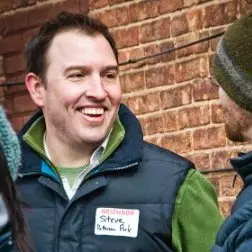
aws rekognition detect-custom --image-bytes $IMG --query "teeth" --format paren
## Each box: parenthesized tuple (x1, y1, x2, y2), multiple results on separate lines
(81, 108, 104, 115)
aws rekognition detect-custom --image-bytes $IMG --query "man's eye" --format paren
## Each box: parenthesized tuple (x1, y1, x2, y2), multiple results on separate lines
(68, 72, 85, 80)
(104, 72, 117, 79)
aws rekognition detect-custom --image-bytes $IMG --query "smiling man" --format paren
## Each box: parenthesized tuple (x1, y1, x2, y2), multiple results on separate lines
(16, 12, 223, 252)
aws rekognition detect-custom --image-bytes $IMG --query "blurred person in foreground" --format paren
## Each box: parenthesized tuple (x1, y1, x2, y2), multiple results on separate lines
(211, 13, 252, 252)
(17, 11, 223, 252)
(0, 106, 28, 252)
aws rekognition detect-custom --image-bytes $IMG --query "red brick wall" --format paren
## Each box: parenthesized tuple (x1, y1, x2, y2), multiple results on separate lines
(0, 0, 251, 215)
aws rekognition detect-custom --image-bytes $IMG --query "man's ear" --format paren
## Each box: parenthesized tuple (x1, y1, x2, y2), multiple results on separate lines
(25, 73, 45, 107)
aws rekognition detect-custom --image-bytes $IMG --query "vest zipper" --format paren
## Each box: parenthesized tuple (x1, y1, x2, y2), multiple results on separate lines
(53, 161, 139, 252)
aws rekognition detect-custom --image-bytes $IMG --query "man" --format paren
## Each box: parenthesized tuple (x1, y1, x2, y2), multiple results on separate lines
(17, 11, 222, 252)
(211, 14, 252, 251)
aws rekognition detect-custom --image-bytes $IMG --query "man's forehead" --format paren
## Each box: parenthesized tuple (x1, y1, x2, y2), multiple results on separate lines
(50, 30, 101, 47)
(45, 31, 118, 70)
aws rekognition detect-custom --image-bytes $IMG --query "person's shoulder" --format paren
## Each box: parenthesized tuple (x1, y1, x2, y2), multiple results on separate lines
(142, 141, 195, 168)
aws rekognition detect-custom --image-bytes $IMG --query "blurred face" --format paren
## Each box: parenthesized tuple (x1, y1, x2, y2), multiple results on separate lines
(219, 87, 252, 142)
(36, 31, 121, 150)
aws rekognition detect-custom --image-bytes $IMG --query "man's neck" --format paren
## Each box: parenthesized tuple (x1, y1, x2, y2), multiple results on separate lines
(44, 131, 95, 168)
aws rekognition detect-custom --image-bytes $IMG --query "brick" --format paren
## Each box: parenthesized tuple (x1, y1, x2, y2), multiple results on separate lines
(160, 40, 176, 63)
(193, 126, 226, 150)
(13, 92, 37, 113)
(89, 0, 108, 9)
(27, 0, 81, 27)
(185, 152, 210, 170)
(27, 0, 36, 4)
(128, 47, 146, 69)
(1, 11, 29, 35)
(145, 65, 174, 89)
(4, 54, 25, 75)
(145, 136, 161, 147)
(120, 47, 145, 70)
(183, 0, 200, 8)
(0, 57, 3, 76)
(159, 0, 183, 14)
(219, 199, 234, 216)
(160, 85, 192, 110)
(128, 0, 159, 23)
(118, 50, 128, 68)
(210, 28, 226, 52)
(207, 176, 221, 196)
(120, 71, 145, 93)
(144, 113, 164, 135)
(112, 26, 139, 49)
(211, 150, 234, 170)
(125, 92, 160, 115)
(9, 115, 26, 132)
(138, 117, 147, 136)
(143, 43, 161, 65)
(12, 0, 31, 9)
(176, 32, 209, 58)
(0, 80, 5, 97)
(161, 132, 192, 153)
(49, 0, 82, 16)
(211, 103, 224, 123)
(225, 1, 238, 23)
(108, 0, 132, 6)
(0, 34, 24, 55)
(5, 83, 27, 99)
(0, 0, 12, 13)
(163, 111, 177, 132)
(139, 17, 170, 44)
(178, 105, 210, 130)
(22, 27, 39, 46)
(238, 0, 252, 15)
(187, 9, 203, 32)
(193, 78, 219, 101)
(97, 7, 129, 27)
(0, 16, 4, 35)
(27, 3, 53, 27)
(204, 2, 237, 28)
(175, 57, 208, 83)
(171, 13, 189, 37)
(80, 0, 89, 12)
(220, 174, 243, 197)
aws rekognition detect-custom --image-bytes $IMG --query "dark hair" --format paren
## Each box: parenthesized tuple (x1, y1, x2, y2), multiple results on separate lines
(25, 11, 118, 81)
(0, 152, 29, 252)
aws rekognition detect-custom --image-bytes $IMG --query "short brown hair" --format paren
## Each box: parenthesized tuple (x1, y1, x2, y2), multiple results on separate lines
(25, 11, 118, 81)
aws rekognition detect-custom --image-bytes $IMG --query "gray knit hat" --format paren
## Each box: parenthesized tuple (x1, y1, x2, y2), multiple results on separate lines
(212, 14, 252, 111)
(0, 106, 21, 180)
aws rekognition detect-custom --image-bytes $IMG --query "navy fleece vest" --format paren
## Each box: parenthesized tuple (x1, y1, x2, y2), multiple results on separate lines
(16, 104, 193, 252)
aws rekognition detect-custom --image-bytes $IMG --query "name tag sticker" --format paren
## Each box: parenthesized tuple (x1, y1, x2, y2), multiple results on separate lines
(94, 207, 140, 238)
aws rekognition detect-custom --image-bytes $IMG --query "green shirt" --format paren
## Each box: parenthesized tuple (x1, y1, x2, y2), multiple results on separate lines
(55, 166, 86, 188)
(23, 115, 223, 252)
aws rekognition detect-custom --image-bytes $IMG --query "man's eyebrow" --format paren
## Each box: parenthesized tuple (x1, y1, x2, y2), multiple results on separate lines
(64, 65, 90, 72)
(101, 66, 119, 72)
(64, 65, 119, 73)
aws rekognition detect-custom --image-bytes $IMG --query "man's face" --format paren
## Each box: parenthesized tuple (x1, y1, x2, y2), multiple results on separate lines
(39, 31, 121, 150)
(219, 87, 252, 142)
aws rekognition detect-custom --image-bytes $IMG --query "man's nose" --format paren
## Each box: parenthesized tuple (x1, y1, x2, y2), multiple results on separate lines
(85, 75, 107, 100)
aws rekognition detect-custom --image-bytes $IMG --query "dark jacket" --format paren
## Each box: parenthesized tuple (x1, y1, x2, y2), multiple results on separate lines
(213, 152, 252, 252)
(0, 230, 13, 252)
(16, 104, 193, 252)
